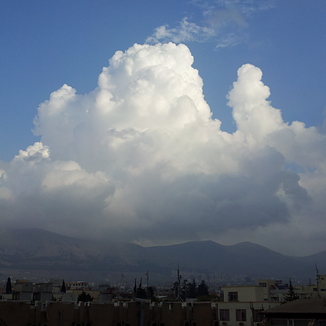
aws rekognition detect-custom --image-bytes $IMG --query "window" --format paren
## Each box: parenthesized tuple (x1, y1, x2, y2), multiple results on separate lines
(33, 292, 41, 302)
(228, 292, 238, 301)
(12, 292, 20, 300)
(220, 309, 230, 321)
(236, 309, 246, 321)
(253, 310, 264, 322)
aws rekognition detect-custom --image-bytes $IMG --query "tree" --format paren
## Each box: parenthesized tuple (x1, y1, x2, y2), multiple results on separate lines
(197, 280, 209, 297)
(188, 279, 197, 298)
(77, 291, 93, 303)
(284, 278, 299, 302)
(181, 279, 188, 301)
(135, 278, 147, 299)
(172, 281, 179, 300)
(172, 279, 210, 301)
(146, 286, 156, 300)
(5, 277, 12, 294)
(60, 279, 66, 293)
(136, 287, 147, 299)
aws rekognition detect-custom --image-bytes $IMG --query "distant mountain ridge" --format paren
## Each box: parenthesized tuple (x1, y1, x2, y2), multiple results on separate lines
(147, 240, 316, 278)
(0, 228, 323, 282)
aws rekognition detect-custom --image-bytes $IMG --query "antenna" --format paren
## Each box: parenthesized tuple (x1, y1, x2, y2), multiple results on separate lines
(146, 271, 150, 299)
(146, 271, 149, 289)
(316, 264, 321, 298)
(133, 278, 137, 294)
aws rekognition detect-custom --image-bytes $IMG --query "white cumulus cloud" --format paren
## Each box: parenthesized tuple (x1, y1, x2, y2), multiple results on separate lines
(1, 42, 326, 255)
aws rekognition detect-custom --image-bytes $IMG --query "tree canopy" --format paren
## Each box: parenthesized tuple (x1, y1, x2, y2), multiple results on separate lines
(77, 291, 93, 303)
(5, 277, 12, 294)
(284, 279, 299, 302)
(173, 279, 209, 301)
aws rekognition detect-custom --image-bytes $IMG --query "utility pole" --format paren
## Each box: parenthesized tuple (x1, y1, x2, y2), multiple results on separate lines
(119, 274, 125, 294)
(177, 264, 183, 302)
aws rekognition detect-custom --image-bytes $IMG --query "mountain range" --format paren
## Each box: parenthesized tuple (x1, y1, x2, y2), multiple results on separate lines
(0, 228, 324, 283)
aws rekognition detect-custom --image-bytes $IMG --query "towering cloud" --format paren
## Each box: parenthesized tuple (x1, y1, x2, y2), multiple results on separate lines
(0, 43, 325, 255)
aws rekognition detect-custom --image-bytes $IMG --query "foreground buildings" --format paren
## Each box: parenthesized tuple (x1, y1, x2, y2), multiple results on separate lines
(0, 298, 326, 326)
(263, 299, 326, 326)
(1, 275, 326, 325)
(0, 300, 215, 326)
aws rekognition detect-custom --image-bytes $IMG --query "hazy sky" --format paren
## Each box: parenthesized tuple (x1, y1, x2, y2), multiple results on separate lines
(1, 0, 326, 256)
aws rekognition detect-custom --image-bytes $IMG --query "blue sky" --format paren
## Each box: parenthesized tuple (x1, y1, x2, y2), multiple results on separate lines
(1, 0, 325, 160)
(1, 0, 326, 256)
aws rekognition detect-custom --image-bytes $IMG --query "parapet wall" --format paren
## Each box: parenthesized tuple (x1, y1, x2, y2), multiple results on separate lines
(0, 301, 218, 326)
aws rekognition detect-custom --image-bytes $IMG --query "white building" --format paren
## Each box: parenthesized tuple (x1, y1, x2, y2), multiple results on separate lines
(219, 281, 283, 326)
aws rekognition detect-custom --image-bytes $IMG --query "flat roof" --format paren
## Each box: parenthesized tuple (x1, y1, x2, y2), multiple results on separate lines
(263, 299, 326, 315)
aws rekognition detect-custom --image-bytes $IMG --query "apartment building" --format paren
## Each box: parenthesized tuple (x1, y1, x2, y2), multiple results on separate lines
(219, 281, 282, 326)
(66, 281, 89, 290)
(10, 280, 53, 303)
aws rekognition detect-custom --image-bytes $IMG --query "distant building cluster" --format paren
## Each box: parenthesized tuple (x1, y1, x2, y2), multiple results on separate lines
(1, 275, 326, 325)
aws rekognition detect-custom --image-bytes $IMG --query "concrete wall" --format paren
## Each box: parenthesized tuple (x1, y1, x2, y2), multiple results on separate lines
(0, 300, 282, 326)
(0, 301, 220, 326)
(222, 286, 265, 302)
